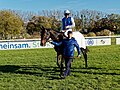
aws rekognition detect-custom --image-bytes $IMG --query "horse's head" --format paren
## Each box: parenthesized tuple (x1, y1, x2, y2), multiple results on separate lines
(40, 26, 63, 46)
(40, 26, 51, 46)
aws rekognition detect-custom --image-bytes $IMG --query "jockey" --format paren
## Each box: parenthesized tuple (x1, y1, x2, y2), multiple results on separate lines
(61, 10, 75, 37)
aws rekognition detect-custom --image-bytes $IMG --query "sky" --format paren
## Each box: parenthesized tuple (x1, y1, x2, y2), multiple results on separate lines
(0, 0, 120, 14)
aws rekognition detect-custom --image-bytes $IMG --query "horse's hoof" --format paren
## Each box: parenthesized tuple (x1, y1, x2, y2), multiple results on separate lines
(59, 75, 65, 79)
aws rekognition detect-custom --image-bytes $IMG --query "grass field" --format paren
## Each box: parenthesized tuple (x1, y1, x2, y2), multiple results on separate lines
(0, 45, 120, 90)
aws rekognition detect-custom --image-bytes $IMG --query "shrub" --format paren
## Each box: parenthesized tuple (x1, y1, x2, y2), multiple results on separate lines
(100, 29, 111, 36)
(83, 34, 87, 37)
(87, 32, 96, 37)
(96, 32, 101, 36)
(111, 32, 114, 35)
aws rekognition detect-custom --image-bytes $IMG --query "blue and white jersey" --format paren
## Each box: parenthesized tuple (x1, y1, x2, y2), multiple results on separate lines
(62, 17, 75, 31)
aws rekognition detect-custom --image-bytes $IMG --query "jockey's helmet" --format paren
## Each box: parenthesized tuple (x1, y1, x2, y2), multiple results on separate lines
(64, 10, 70, 15)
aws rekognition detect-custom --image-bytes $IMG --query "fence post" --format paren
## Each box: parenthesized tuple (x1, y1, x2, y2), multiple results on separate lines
(111, 37, 116, 45)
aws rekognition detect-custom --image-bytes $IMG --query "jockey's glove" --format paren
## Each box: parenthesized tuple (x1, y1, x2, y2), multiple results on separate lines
(48, 40, 52, 43)
(66, 26, 70, 29)
(60, 30, 65, 32)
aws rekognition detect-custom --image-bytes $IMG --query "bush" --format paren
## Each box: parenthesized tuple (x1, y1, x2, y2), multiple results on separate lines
(96, 32, 101, 36)
(111, 32, 114, 35)
(83, 34, 87, 37)
(100, 29, 111, 36)
(87, 32, 96, 37)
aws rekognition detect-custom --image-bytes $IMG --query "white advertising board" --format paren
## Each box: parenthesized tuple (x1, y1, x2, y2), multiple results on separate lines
(116, 37, 120, 45)
(0, 36, 113, 50)
(96, 38, 111, 46)
(85, 37, 111, 46)
(85, 38, 97, 46)
(0, 40, 54, 50)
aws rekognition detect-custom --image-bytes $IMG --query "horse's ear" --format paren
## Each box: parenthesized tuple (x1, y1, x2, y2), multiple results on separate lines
(41, 26, 45, 30)
(46, 28, 51, 31)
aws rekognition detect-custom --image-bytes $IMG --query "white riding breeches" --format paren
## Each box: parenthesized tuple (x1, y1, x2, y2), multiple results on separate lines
(64, 29, 72, 37)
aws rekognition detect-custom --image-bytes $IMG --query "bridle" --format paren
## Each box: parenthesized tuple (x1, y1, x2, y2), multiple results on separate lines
(41, 28, 63, 46)
(41, 29, 51, 46)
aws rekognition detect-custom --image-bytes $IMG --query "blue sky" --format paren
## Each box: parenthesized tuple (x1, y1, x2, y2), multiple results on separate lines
(0, 0, 120, 14)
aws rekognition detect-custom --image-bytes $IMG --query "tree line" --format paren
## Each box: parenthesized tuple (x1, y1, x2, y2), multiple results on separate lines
(0, 9, 120, 39)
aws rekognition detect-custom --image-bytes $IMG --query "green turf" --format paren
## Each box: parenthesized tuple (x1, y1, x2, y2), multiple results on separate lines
(0, 45, 120, 90)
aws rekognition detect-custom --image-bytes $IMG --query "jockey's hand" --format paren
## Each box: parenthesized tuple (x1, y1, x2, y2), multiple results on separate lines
(48, 40, 52, 43)
(60, 30, 65, 32)
(60, 30, 67, 34)
(65, 26, 70, 29)
(77, 54, 81, 58)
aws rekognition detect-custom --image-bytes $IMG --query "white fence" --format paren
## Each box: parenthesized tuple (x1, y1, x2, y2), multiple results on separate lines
(0, 36, 120, 50)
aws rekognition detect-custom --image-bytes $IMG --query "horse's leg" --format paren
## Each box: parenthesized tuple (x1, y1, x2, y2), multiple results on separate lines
(81, 48, 88, 68)
(84, 51, 87, 68)
(57, 53, 64, 75)
(60, 56, 64, 76)
(57, 53, 61, 68)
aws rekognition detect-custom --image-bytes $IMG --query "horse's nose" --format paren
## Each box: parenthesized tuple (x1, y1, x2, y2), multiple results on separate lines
(40, 43, 46, 46)
(41, 40, 46, 46)
(40, 43, 43, 46)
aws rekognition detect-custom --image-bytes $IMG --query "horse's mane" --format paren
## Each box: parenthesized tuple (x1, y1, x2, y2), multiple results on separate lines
(41, 26, 63, 42)
(48, 29, 63, 41)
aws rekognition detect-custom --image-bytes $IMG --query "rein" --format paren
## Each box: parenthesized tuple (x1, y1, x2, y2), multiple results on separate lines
(49, 30, 62, 41)
(41, 28, 64, 45)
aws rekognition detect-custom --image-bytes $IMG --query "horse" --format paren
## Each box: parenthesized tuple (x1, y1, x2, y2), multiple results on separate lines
(40, 26, 88, 74)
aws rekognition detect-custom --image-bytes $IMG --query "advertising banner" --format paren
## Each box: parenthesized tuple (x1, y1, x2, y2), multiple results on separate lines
(85, 38, 97, 46)
(96, 38, 111, 46)
(0, 37, 112, 50)
(85, 37, 111, 46)
(0, 40, 54, 50)
(116, 37, 120, 45)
